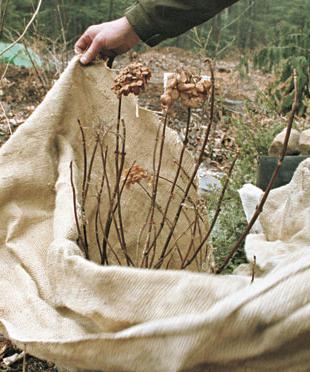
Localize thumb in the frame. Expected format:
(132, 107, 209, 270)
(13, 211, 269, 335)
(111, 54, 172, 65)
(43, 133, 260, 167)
(80, 37, 102, 65)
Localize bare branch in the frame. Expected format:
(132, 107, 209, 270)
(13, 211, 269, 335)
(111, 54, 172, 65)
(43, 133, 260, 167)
(154, 60, 216, 269)
(145, 108, 192, 260)
(70, 161, 87, 257)
(251, 255, 256, 284)
(216, 69, 299, 274)
(0, 101, 12, 136)
(0, 0, 43, 58)
(182, 150, 239, 269)
(143, 112, 168, 267)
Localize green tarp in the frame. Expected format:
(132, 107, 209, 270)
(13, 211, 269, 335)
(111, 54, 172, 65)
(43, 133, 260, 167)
(0, 42, 43, 68)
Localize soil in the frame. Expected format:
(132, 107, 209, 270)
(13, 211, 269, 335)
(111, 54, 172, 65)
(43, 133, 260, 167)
(0, 340, 57, 371)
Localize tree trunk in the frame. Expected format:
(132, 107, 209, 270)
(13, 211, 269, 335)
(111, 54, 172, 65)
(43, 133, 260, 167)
(108, 0, 114, 21)
(0, 0, 10, 37)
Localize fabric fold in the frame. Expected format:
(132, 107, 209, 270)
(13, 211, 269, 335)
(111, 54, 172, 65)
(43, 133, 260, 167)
(0, 58, 309, 371)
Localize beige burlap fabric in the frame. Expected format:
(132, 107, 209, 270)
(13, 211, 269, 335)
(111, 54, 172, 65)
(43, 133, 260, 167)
(0, 58, 309, 371)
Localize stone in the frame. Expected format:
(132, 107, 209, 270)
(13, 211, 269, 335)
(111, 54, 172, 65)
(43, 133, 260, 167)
(269, 128, 300, 156)
(299, 129, 310, 155)
(296, 119, 310, 131)
(198, 167, 225, 198)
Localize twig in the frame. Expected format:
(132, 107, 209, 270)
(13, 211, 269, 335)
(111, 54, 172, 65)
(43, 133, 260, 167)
(137, 182, 183, 264)
(181, 204, 201, 269)
(95, 146, 107, 262)
(0, 0, 10, 36)
(23, 41, 48, 92)
(98, 143, 132, 266)
(158, 174, 204, 222)
(100, 136, 133, 266)
(140, 123, 161, 267)
(143, 112, 168, 267)
(216, 69, 299, 274)
(115, 118, 128, 259)
(0, 0, 43, 58)
(77, 119, 88, 204)
(144, 108, 192, 263)
(97, 181, 123, 266)
(98, 143, 131, 266)
(84, 133, 100, 200)
(117, 160, 136, 209)
(99, 143, 111, 264)
(56, 1, 68, 67)
(101, 99, 131, 265)
(154, 60, 216, 269)
(182, 151, 239, 269)
(115, 97, 122, 183)
(22, 345, 27, 372)
(0, 61, 9, 81)
(70, 161, 87, 257)
(0, 101, 12, 136)
(251, 255, 256, 284)
(77, 119, 89, 259)
(101, 101, 123, 259)
(136, 217, 150, 262)
(178, 160, 198, 191)
(156, 220, 196, 265)
(149, 225, 158, 266)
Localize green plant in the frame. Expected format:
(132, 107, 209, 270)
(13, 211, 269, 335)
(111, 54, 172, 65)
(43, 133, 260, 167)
(253, 2, 309, 115)
(209, 103, 287, 273)
(271, 57, 309, 115)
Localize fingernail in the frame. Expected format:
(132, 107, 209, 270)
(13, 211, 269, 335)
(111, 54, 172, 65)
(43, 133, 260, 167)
(80, 55, 87, 64)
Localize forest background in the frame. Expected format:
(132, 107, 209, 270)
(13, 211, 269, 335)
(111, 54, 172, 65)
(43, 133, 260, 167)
(2, 0, 309, 63)
(2, 0, 309, 114)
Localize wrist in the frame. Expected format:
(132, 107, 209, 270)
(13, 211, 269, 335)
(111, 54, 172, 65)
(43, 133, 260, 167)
(120, 16, 140, 48)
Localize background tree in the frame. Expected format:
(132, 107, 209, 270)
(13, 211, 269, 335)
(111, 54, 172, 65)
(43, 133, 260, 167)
(1, 0, 309, 114)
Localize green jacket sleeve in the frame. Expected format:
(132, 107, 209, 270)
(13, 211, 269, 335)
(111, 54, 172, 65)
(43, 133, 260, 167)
(125, 0, 239, 46)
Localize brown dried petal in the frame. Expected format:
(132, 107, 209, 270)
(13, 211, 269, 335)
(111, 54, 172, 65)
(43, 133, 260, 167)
(170, 89, 180, 101)
(161, 94, 172, 108)
(178, 71, 188, 83)
(180, 92, 190, 101)
(196, 81, 205, 93)
(131, 86, 140, 95)
(185, 97, 204, 108)
(191, 88, 199, 97)
(167, 77, 178, 89)
(203, 80, 212, 91)
(178, 82, 195, 92)
(112, 63, 151, 97)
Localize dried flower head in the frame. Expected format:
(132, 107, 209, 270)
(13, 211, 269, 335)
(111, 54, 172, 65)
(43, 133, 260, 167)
(160, 70, 211, 110)
(112, 63, 152, 98)
(123, 164, 152, 188)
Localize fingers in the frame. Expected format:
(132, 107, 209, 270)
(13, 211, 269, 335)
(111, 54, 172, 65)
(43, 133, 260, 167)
(75, 18, 139, 66)
(80, 36, 102, 65)
(74, 32, 91, 54)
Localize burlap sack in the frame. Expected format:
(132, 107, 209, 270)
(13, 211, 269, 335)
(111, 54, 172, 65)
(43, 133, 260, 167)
(0, 58, 309, 371)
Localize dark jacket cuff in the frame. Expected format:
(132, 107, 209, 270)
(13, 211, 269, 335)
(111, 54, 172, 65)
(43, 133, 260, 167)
(125, 3, 166, 47)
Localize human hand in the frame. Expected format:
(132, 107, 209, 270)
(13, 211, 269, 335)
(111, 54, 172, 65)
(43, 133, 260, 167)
(75, 17, 140, 65)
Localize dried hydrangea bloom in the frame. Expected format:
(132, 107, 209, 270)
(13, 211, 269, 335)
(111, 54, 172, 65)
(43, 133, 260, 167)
(160, 70, 211, 110)
(112, 63, 152, 98)
(123, 164, 152, 188)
